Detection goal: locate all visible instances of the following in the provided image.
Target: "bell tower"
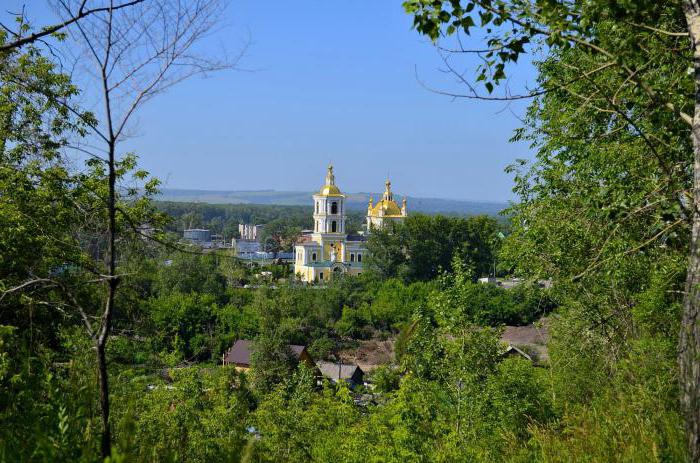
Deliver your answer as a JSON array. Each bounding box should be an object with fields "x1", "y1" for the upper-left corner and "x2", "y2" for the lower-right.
[{"x1": 312, "y1": 164, "x2": 346, "y2": 235}]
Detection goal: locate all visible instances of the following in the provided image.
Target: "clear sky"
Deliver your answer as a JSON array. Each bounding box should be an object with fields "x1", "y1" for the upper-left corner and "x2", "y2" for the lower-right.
[{"x1": 7, "y1": 1, "x2": 539, "y2": 202}]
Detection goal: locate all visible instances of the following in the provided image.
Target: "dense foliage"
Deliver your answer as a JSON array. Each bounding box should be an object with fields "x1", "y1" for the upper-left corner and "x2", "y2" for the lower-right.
[
  {"x1": 2, "y1": 2, "x2": 695, "y2": 462},
  {"x1": 366, "y1": 214, "x2": 502, "y2": 281}
]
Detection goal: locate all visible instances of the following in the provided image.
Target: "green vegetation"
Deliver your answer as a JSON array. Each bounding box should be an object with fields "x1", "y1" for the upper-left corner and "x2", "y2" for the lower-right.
[
  {"x1": 158, "y1": 201, "x2": 366, "y2": 250},
  {"x1": 2, "y1": 1, "x2": 698, "y2": 461},
  {"x1": 366, "y1": 214, "x2": 502, "y2": 281}
]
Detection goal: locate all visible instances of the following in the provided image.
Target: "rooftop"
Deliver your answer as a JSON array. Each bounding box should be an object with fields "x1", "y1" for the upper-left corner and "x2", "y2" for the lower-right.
[
  {"x1": 223, "y1": 340, "x2": 306, "y2": 366},
  {"x1": 317, "y1": 361, "x2": 363, "y2": 382},
  {"x1": 367, "y1": 179, "x2": 405, "y2": 218},
  {"x1": 317, "y1": 164, "x2": 344, "y2": 197}
]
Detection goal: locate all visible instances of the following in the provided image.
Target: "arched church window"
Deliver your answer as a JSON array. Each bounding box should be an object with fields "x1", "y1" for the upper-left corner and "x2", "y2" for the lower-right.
[
  {"x1": 316, "y1": 202, "x2": 319, "y2": 213},
  {"x1": 357, "y1": 253, "x2": 362, "y2": 263},
  {"x1": 331, "y1": 221, "x2": 337, "y2": 233},
  {"x1": 350, "y1": 253, "x2": 355, "y2": 262},
  {"x1": 312, "y1": 252, "x2": 317, "y2": 261},
  {"x1": 331, "y1": 202, "x2": 338, "y2": 214}
]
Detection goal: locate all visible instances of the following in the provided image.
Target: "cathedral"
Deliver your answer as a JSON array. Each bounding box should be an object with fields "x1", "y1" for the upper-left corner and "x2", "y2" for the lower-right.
[{"x1": 294, "y1": 165, "x2": 407, "y2": 282}]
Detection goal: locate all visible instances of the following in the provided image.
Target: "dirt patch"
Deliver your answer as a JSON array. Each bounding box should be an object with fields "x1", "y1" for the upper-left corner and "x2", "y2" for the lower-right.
[
  {"x1": 501, "y1": 317, "x2": 551, "y2": 363},
  {"x1": 338, "y1": 339, "x2": 395, "y2": 372}
]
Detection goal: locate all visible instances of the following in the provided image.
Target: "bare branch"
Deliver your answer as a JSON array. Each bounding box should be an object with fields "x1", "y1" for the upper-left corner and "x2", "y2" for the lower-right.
[
  {"x1": 625, "y1": 21, "x2": 689, "y2": 37},
  {"x1": 418, "y1": 56, "x2": 616, "y2": 101},
  {"x1": 1, "y1": 277, "x2": 96, "y2": 337},
  {"x1": 0, "y1": 0, "x2": 145, "y2": 52}
]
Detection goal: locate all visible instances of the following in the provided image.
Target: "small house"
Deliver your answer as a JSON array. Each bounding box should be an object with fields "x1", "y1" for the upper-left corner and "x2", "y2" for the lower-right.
[
  {"x1": 316, "y1": 361, "x2": 364, "y2": 387},
  {"x1": 501, "y1": 344, "x2": 532, "y2": 362},
  {"x1": 222, "y1": 339, "x2": 314, "y2": 371}
]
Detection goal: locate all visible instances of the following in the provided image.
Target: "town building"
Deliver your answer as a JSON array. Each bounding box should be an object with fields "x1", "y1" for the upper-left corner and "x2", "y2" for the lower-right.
[
  {"x1": 239, "y1": 223, "x2": 264, "y2": 241},
  {"x1": 232, "y1": 238, "x2": 262, "y2": 257},
  {"x1": 233, "y1": 223, "x2": 264, "y2": 257},
  {"x1": 183, "y1": 228, "x2": 211, "y2": 242},
  {"x1": 293, "y1": 165, "x2": 408, "y2": 283},
  {"x1": 222, "y1": 339, "x2": 314, "y2": 372},
  {"x1": 316, "y1": 361, "x2": 365, "y2": 387}
]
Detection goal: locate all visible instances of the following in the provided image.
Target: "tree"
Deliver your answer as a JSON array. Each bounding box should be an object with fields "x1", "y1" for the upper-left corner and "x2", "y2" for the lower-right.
[
  {"x1": 25, "y1": 0, "x2": 237, "y2": 455},
  {"x1": 366, "y1": 214, "x2": 500, "y2": 282},
  {"x1": 259, "y1": 218, "x2": 304, "y2": 254},
  {"x1": 364, "y1": 226, "x2": 408, "y2": 279},
  {"x1": 404, "y1": 1, "x2": 700, "y2": 457},
  {"x1": 0, "y1": 33, "x2": 166, "y2": 458}
]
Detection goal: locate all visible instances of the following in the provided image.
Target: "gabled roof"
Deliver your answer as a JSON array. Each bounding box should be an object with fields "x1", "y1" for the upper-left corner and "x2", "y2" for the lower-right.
[
  {"x1": 223, "y1": 340, "x2": 307, "y2": 366},
  {"x1": 316, "y1": 361, "x2": 364, "y2": 381},
  {"x1": 502, "y1": 344, "x2": 532, "y2": 361}
]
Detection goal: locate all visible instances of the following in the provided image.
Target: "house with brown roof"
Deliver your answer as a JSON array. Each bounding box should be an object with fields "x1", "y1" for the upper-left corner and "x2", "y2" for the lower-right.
[{"x1": 222, "y1": 339, "x2": 314, "y2": 372}]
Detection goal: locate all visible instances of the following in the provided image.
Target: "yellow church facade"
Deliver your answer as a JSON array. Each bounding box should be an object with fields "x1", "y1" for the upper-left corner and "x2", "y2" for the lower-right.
[{"x1": 294, "y1": 165, "x2": 407, "y2": 283}]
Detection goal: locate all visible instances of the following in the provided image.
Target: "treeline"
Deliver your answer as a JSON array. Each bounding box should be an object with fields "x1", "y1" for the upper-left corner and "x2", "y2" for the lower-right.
[
  {"x1": 157, "y1": 201, "x2": 365, "y2": 238},
  {"x1": 157, "y1": 201, "x2": 368, "y2": 252},
  {"x1": 157, "y1": 201, "x2": 312, "y2": 235}
]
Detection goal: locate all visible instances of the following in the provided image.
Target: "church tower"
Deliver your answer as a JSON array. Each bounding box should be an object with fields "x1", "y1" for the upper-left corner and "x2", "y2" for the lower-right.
[
  {"x1": 295, "y1": 164, "x2": 368, "y2": 282},
  {"x1": 312, "y1": 164, "x2": 346, "y2": 235}
]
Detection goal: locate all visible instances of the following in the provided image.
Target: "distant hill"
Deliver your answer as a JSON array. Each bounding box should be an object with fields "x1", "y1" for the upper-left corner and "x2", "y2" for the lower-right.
[{"x1": 156, "y1": 189, "x2": 508, "y2": 216}]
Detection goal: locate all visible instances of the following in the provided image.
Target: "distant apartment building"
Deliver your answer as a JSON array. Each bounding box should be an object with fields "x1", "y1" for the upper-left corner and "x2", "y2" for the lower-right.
[
  {"x1": 239, "y1": 223, "x2": 264, "y2": 241},
  {"x1": 233, "y1": 223, "x2": 265, "y2": 257},
  {"x1": 183, "y1": 228, "x2": 211, "y2": 242}
]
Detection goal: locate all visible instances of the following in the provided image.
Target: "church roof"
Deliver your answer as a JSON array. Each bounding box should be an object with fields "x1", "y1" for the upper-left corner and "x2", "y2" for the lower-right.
[
  {"x1": 369, "y1": 199, "x2": 403, "y2": 217},
  {"x1": 368, "y1": 179, "x2": 405, "y2": 217},
  {"x1": 317, "y1": 164, "x2": 344, "y2": 197},
  {"x1": 319, "y1": 184, "x2": 342, "y2": 196}
]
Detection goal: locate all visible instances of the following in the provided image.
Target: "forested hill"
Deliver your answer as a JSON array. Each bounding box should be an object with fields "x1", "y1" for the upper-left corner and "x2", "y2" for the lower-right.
[{"x1": 155, "y1": 188, "x2": 507, "y2": 216}]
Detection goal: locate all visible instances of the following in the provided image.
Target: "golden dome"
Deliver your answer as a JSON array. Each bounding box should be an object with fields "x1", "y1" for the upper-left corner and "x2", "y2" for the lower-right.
[
  {"x1": 318, "y1": 164, "x2": 344, "y2": 196},
  {"x1": 368, "y1": 178, "x2": 405, "y2": 217},
  {"x1": 319, "y1": 184, "x2": 343, "y2": 196},
  {"x1": 369, "y1": 199, "x2": 403, "y2": 217}
]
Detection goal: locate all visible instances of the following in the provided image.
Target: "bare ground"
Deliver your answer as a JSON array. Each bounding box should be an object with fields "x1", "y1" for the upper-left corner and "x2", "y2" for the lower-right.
[{"x1": 338, "y1": 339, "x2": 395, "y2": 372}]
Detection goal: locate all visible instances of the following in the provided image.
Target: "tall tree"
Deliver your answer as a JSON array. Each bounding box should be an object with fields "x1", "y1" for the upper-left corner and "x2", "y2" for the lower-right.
[
  {"x1": 404, "y1": 0, "x2": 700, "y2": 457},
  {"x1": 8, "y1": 0, "x2": 239, "y2": 456}
]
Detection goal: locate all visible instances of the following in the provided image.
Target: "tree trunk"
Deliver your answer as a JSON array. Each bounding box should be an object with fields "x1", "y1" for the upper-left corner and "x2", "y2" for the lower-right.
[
  {"x1": 97, "y1": 334, "x2": 112, "y2": 457},
  {"x1": 97, "y1": 136, "x2": 118, "y2": 459},
  {"x1": 682, "y1": 3, "x2": 700, "y2": 461}
]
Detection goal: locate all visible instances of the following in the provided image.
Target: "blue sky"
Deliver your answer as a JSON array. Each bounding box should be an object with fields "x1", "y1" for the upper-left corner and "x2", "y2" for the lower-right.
[{"x1": 7, "y1": 1, "x2": 539, "y2": 202}]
